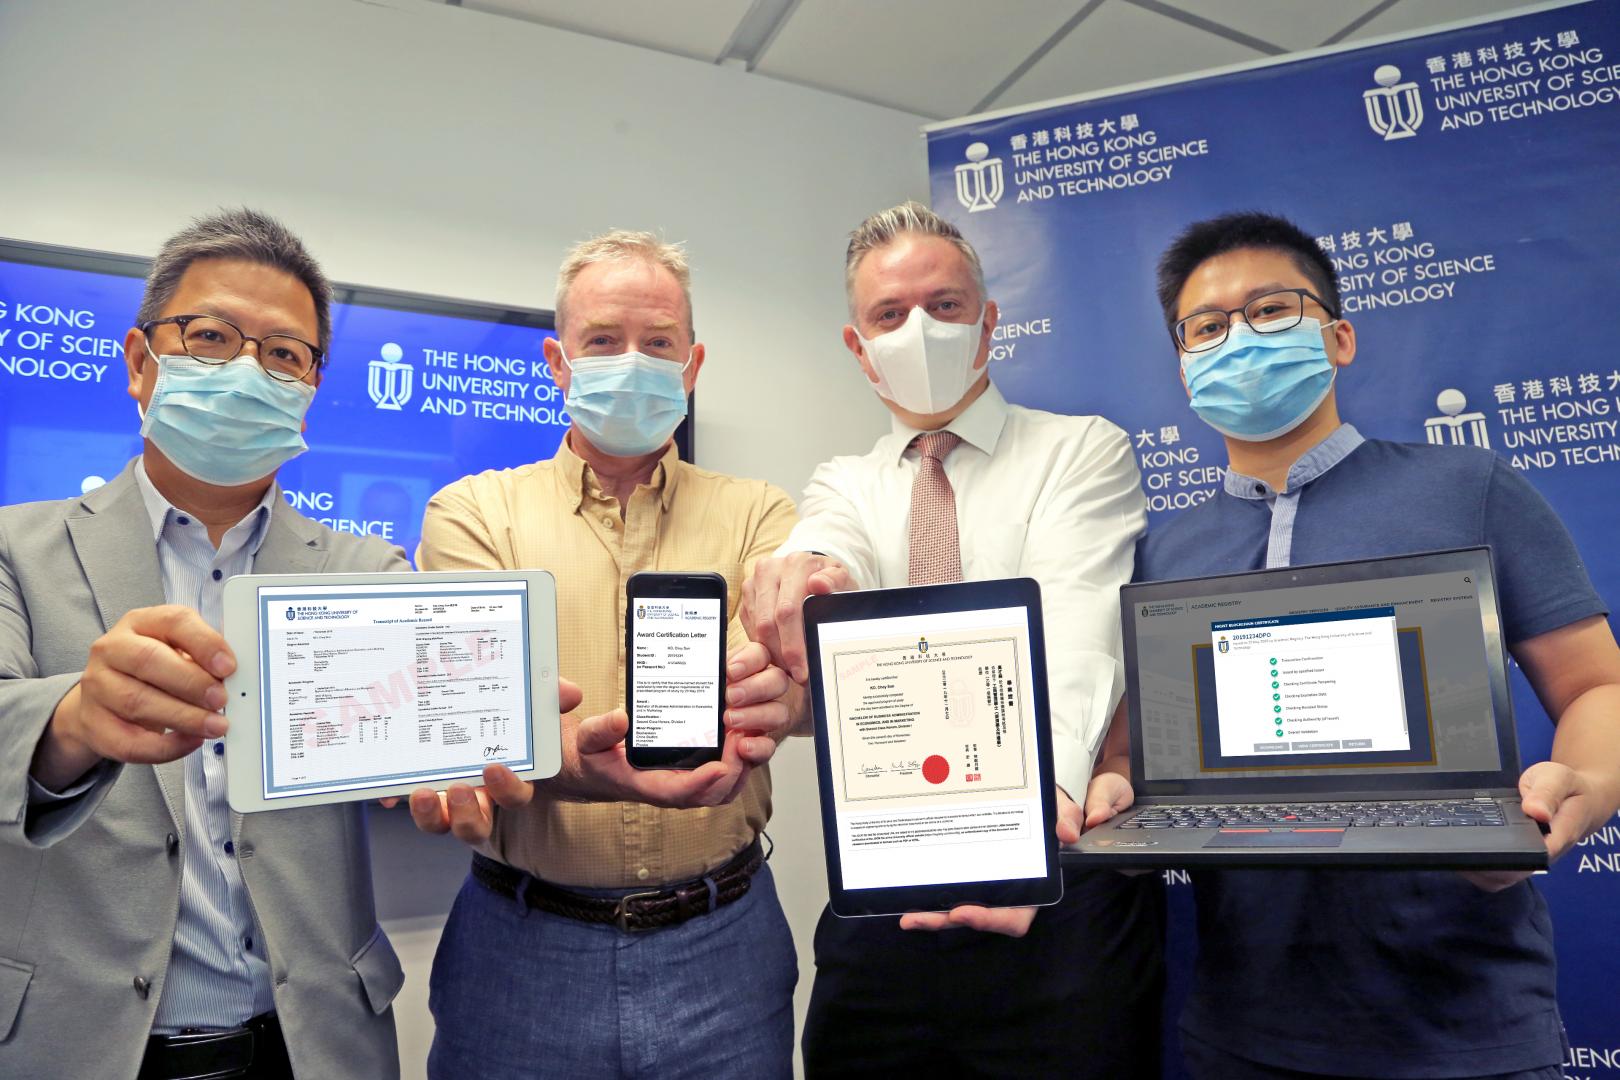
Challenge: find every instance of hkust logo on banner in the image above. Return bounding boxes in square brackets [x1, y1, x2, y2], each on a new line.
[369, 342, 413, 411]
[1364, 64, 1425, 140]
[1425, 388, 1489, 448]
[955, 142, 1005, 212]
[361, 338, 567, 425]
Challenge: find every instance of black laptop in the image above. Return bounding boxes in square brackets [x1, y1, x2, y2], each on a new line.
[1068, 547, 1548, 869]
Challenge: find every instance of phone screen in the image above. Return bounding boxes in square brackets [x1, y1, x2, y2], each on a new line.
[630, 594, 723, 749]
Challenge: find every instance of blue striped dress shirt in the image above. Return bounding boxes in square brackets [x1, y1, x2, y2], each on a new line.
[132, 461, 280, 1032]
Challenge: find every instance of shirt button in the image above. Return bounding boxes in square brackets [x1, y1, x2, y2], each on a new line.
[176, 516, 190, 526]
[244, 936, 254, 952]
[603, 516, 615, 528]
[214, 742, 224, 756]
[1256, 485, 1266, 494]
[165, 832, 179, 856]
[133, 975, 151, 999]
[636, 867, 650, 881]
[224, 840, 235, 856]
[212, 569, 223, 581]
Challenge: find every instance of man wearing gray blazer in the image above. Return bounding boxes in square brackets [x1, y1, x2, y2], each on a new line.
[0, 209, 405, 1079]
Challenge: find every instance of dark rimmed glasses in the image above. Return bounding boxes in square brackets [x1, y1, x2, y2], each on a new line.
[140, 314, 324, 382]
[1173, 288, 1337, 354]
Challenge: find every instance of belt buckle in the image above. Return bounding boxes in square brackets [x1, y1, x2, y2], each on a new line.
[613, 889, 662, 932]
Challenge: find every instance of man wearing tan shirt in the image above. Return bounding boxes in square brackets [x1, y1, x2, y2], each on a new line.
[412, 231, 801, 1079]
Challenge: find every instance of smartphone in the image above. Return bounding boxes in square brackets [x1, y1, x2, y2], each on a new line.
[625, 571, 728, 769]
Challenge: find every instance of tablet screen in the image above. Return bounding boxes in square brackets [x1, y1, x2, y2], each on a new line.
[255, 580, 536, 799]
[815, 604, 1047, 892]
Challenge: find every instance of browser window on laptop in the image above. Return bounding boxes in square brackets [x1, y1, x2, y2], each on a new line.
[1132, 569, 1503, 783]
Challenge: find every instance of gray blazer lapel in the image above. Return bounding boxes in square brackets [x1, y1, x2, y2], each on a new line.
[66, 465, 165, 633]
[64, 464, 188, 830]
[255, 497, 329, 577]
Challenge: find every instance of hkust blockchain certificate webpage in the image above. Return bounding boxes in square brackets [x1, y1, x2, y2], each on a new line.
[817, 607, 1047, 891]
[257, 582, 535, 798]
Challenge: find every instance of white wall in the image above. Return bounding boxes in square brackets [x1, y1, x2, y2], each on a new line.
[0, 1, 928, 1075]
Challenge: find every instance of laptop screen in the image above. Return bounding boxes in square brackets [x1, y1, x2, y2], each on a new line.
[1126, 551, 1515, 790]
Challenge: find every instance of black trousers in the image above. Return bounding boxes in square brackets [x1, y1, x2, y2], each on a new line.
[803, 867, 1166, 1079]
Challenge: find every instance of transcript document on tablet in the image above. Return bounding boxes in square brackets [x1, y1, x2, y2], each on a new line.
[818, 606, 1047, 891]
[258, 582, 535, 798]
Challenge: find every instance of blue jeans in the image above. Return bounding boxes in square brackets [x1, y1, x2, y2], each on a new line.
[427, 861, 796, 1080]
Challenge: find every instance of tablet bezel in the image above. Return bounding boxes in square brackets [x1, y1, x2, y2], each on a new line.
[803, 578, 1063, 917]
[222, 569, 562, 813]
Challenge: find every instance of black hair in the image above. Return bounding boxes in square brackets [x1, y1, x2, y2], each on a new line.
[1154, 211, 1341, 329]
[139, 207, 333, 361]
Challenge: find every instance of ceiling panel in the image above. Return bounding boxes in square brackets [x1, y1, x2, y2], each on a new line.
[755, 0, 1089, 119]
[460, 0, 753, 62]
[988, 0, 1264, 115]
[1345, 0, 1565, 44]
[1139, 0, 1388, 51]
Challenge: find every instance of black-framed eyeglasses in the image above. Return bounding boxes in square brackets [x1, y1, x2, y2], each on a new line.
[140, 314, 324, 382]
[1172, 288, 1338, 354]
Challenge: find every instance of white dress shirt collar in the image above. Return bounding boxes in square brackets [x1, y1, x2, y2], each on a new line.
[883, 378, 1010, 463]
[133, 456, 277, 552]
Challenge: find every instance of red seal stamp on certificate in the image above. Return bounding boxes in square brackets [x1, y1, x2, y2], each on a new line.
[922, 755, 950, 784]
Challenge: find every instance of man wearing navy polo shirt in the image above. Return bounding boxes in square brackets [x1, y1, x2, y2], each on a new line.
[1087, 211, 1620, 1080]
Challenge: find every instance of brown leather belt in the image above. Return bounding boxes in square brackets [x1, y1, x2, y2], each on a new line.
[471, 837, 765, 932]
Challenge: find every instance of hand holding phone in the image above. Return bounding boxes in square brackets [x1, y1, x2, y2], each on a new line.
[626, 572, 728, 769]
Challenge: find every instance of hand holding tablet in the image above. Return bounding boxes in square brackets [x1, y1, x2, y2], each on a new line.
[803, 578, 1065, 919]
[898, 787, 1083, 936]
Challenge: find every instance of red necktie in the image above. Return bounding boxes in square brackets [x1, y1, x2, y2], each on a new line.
[907, 430, 963, 585]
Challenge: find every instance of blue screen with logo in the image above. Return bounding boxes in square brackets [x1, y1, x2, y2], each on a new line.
[0, 241, 568, 564]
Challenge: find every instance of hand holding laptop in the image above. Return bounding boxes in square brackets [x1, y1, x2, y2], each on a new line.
[1083, 771, 1135, 831]
[1461, 759, 1589, 892]
[1069, 549, 1551, 871]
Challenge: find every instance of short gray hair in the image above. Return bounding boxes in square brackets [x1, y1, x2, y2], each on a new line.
[554, 229, 693, 336]
[844, 201, 986, 317]
[137, 208, 333, 361]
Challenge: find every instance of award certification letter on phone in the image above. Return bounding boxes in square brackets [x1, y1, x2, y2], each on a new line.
[816, 607, 1047, 891]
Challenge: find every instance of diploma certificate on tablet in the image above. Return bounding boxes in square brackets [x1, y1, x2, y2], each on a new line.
[807, 581, 1060, 912]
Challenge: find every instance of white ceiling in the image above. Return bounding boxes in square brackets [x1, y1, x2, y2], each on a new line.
[441, 0, 1564, 120]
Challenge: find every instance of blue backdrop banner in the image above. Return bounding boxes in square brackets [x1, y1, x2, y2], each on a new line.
[0, 245, 566, 563]
[927, 2, 1620, 1076]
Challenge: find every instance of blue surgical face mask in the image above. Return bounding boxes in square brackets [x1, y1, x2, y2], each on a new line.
[561, 348, 690, 457]
[139, 349, 316, 485]
[1180, 316, 1338, 442]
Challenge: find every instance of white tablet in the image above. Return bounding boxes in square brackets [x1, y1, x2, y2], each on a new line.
[221, 570, 562, 813]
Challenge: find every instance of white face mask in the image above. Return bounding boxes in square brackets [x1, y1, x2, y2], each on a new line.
[856, 305, 985, 415]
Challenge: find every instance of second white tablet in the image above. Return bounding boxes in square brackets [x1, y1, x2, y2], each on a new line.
[221, 570, 562, 813]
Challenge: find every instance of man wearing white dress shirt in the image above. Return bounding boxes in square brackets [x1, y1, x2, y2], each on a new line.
[740, 202, 1165, 1077]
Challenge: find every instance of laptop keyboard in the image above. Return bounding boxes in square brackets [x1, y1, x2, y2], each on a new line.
[1121, 799, 1508, 829]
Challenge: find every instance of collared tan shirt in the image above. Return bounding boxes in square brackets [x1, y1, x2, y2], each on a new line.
[418, 439, 797, 887]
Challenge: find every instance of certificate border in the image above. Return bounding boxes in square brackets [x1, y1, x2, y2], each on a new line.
[258, 586, 535, 797]
[830, 634, 1030, 802]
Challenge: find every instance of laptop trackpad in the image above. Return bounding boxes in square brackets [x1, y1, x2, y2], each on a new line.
[1204, 828, 1346, 848]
